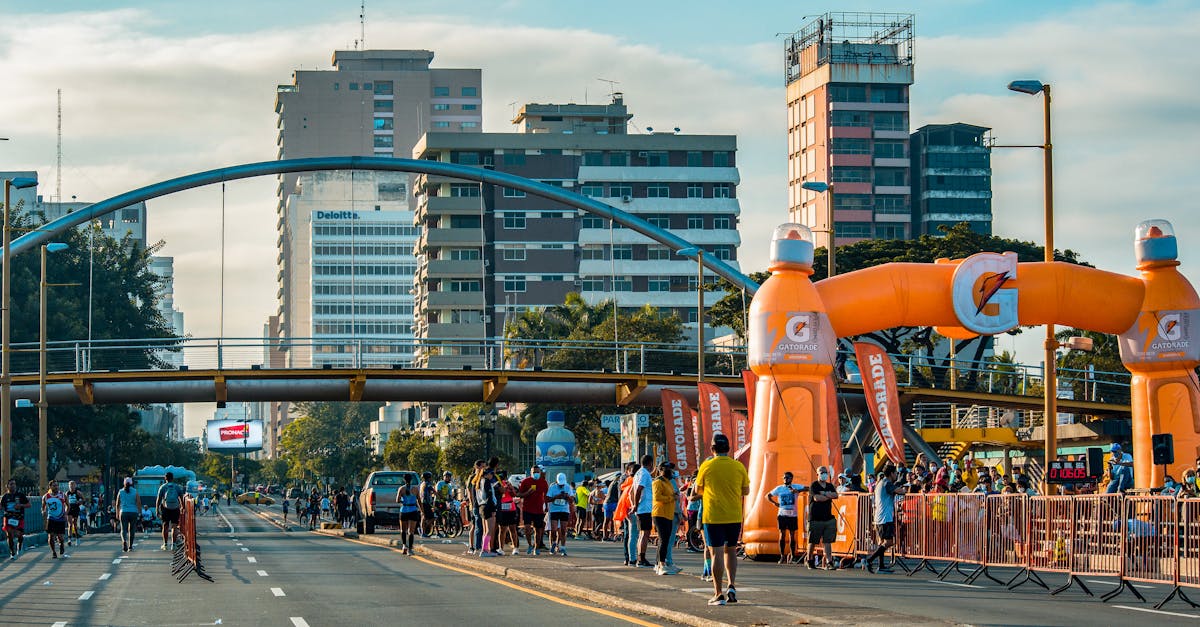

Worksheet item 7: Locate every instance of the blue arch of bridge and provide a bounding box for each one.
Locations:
[10,156,758,293]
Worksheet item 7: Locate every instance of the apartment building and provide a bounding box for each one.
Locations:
[910,123,993,236]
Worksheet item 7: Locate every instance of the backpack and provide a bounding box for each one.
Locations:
[161,483,182,509]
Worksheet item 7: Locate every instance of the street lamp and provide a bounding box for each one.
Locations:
[1005,79,1056,492]
[801,181,835,277]
[2,175,38,486]
[676,246,705,381]
[39,242,70,489]
[478,409,498,458]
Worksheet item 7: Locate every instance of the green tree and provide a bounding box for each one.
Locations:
[279,401,380,488]
[1055,328,1129,405]
[407,442,442,474]
[383,430,434,470]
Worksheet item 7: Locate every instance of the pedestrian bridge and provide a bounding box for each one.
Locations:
[7,337,1131,415]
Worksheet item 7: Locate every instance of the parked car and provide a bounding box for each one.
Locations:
[236,491,275,505]
[357,470,419,534]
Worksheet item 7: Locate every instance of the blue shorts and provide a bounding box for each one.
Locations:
[604,503,617,518]
[703,522,742,548]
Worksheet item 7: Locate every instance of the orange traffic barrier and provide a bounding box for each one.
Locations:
[171,496,212,583]
[1103,495,1177,603]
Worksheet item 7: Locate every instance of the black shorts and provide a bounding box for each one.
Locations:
[400,511,422,523]
[522,511,546,527]
[549,511,570,522]
[67,505,81,517]
[160,507,180,524]
[636,512,653,532]
[703,522,742,548]
[497,510,519,526]
[421,503,434,518]
[876,522,895,541]
[47,519,66,534]
[777,515,798,531]
[808,517,836,543]
[575,506,587,519]
[592,506,604,521]
[479,505,496,520]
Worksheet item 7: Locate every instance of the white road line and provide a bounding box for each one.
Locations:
[256,570,268,577]
[219,509,235,534]
[1086,579,1155,590]
[290,618,310,627]
[928,580,983,589]
[98,573,111,581]
[78,591,94,601]
[52,622,67,627]
[111,559,121,564]
[1114,604,1200,618]
[240,547,249,552]
[271,587,286,597]
[247,556,257,563]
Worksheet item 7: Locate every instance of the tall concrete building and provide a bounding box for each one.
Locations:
[910,123,993,236]
[784,13,915,248]
[412,95,741,371]
[149,256,186,439]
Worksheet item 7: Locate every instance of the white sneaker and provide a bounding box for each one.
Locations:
[160,543,167,551]
[654,565,665,575]
[511,548,519,556]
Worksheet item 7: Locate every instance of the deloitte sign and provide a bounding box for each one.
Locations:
[315,211,360,220]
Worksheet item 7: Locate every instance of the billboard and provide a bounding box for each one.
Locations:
[206,420,264,453]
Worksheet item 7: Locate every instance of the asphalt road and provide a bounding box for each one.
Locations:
[0,504,655,626]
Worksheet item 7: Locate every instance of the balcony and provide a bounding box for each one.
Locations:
[421,227,483,247]
[424,291,485,307]
[423,321,486,339]
[576,166,740,185]
[424,259,486,278]
[577,228,741,247]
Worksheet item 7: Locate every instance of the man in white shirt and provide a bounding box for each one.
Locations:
[765,471,805,563]
[632,453,655,567]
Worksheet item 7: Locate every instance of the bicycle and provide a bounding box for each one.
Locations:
[432,502,463,538]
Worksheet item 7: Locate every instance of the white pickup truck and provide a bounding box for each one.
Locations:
[357,470,419,534]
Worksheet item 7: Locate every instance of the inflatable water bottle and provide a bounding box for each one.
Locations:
[535,411,577,482]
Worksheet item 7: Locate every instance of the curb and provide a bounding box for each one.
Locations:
[315,529,737,627]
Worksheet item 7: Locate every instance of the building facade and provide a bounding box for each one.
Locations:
[412,96,741,370]
[910,123,993,236]
[785,13,915,248]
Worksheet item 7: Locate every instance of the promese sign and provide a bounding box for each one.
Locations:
[206,419,264,452]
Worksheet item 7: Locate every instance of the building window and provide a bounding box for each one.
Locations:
[333,82,339,90]
[449,215,481,228]
[647,215,670,228]
[870,85,907,103]
[609,184,632,198]
[449,248,481,261]
[503,277,526,292]
[581,215,605,229]
[612,245,632,260]
[373,100,393,112]
[713,152,730,167]
[873,112,907,132]
[462,104,478,111]
[452,151,480,165]
[581,246,607,260]
[580,184,604,198]
[449,184,481,197]
[373,117,394,130]
[613,276,633,291]
[461,121,479,129]
[831,168,871,183]
[712,245,733,261]
[648,276,670,292]
[832,138,870,154]
[432,121,450,128]
[831,110,868,127]
[503,152,526,166]
[349,82,359,91]
[501,247,526,261]
[448,280,482,292]
[647,246,670,261]
[713,183,732,198]
[502,213,526,229]
[834,194,872,210]
[687,151,703,167]
[874,141,906,159]
[876,224,906,239]
[462,87,478,97]
[373,135,394,148]
[433,103,451,111]
[373,81,392,95]
[433,86,450,96]
[829,85,867,102]
[647,184,669,198]
[836,222,873,238]
[687,216,703,229]
[121,208,140,223]
[609,152,629,166]
[502,187,526,198]
[714,217,731,230]
[540,275,563,282]
[581,278,604,291]
[874,168,908,187]
[686,184,703,198]
[583,152,604,166]
[645,151,669,167]
[875,196,908,214]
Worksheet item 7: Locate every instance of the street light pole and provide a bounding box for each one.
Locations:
[39,242,70,490]
[2,176,38,486]
[800,181,835,277]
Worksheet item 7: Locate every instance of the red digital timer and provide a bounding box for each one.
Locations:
[1046,461,1096,484]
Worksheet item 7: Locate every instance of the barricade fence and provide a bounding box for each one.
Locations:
[171,496,212,583]
[786,492,1200,610]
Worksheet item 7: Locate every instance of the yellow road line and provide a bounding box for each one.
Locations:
[340,536,660,626]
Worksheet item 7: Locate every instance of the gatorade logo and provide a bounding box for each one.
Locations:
[669,399,689,471]
[951,252,1019,335]
[1161,313,1183,341]
[785,315,813,343]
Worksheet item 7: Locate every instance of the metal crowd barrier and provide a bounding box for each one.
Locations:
[171,496,212,583]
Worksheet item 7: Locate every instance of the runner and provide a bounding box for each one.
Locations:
[862,465,907,573]
[496,471,520,554]
[804,466,839,570]
[573,480,591,539]
[694,433,749,606]
[476,467,501,557]
[65,480,85,546]
[307,489,321,529]
[396,475,420,555]
[766,471,803,564]
[115,477,141,552]
[517,465,548,555]
[546,473,573,556]
[43,482,68,558]
[589,480,607,540]
[157,471,186,551]
[282,496,291,523]
[2,480,30,560]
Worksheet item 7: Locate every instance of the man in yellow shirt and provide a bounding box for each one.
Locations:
[694,433,749,606]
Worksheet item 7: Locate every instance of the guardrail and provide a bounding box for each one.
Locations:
[7,336,1132,402]
[172,496,211,583]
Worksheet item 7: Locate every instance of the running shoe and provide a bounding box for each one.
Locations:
[160,543,168,551]
[559,549,567,557]
[636,559,653,568]
[511,547,519,556]
[526,545,534,555]
[726,587,738,604]
[654,565,665,575]
[707,595,726,606]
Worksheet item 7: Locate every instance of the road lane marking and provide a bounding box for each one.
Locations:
[271,587,285,597]
[256,570,268,577]
[1086,579,1155,590]
[98,573,111,580]
[247,556,257,563]
[290,619,310,627]
[1114,605,1200,618]
[78,591,94,601]
[52,622,67,627]
[929,580,983,589]
[111,559,121,564]
[340,536,659,627]
[240,547,249,552]
[219,509,235,534]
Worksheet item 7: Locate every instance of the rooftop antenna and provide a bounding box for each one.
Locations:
[56,88,62,203]
[509,101,517,124]
[359,1,366,49]
[597,78,619,100]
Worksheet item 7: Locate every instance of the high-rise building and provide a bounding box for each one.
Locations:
[910,123,993,236]
[149,256,186,439]
[784,13,915,248]
[411,95,741,370]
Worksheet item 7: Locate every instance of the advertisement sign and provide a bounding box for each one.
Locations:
[619,413,640,464]
[1118,309,1200,364]
[690,410,701,465]
[601,413,648,434]
[697,382,730,449]
[535,439,576,470]
[852,342,905,464]
[659,390,698,474]
[206,419,264,453]
[749,310,837,367]
[732,411,750,452]
[950,252,1019,335]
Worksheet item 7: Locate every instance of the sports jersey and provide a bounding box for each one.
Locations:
[694,454,749,525]
[1,492,28,520]
[546,483,573,514]
[44,493,67,522]
[770,484,799,517]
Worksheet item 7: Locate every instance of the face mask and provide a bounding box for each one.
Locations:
[818,474,829,481]
[532,473,540,480]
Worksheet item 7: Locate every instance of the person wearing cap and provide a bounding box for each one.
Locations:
[694,433,749,606]
[1107,442,1134,493]
[114,477,142,552]
[1,480,30,559]
[804,467,839,570]
[863,465,907,573]
[836,473,851,494]
[766,471,805,564]
[546,473,574,556]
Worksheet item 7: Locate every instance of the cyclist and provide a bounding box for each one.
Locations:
[43,482,68,558]
[418,472,436,537]
[65,480,85,546]
[157,471,186,551]
[2,480,30,560]
[436,471,454,502]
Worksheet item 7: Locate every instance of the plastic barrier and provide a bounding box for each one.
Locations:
[1066,495,1123,591]
[171,496,212,582]
[1167,499,1200,609]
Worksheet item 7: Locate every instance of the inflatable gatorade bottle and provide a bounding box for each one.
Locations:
[1118,220,1200,487]
[742,224,842,558]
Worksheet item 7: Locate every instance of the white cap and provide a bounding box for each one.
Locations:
[123,477,133,486]
[556,473,568,485]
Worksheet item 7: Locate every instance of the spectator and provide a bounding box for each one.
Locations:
[613,463,637,565]
[684,478,703,554]
[862,465,906,573]
[973,474,997,495]
[848,474,868,493]
[694,433,749,607]
[765,471,803,564]
[632,453,656,568]
[1182,470,1199,498]
[573,480,591,539]
[1107,443,1134,493]
[476,467,501,557]
[652,462,680,575]
[836,473,852,494]
[589,480,607,540]
[466,459,485,555]
[1160,475,1181,497]
[804,466,838,570]
[602,478,619,541]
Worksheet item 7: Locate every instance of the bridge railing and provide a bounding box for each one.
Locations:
[8,336,1131,403]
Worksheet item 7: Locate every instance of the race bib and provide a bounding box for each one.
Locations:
[501,502,515,511]
[779,506,797,516]
[5,518,17,527]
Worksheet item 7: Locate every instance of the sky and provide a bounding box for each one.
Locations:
[0,0,1196,437]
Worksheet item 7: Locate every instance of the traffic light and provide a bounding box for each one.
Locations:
[1152,433,1175,465]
